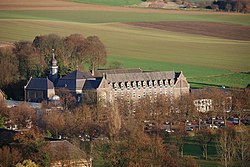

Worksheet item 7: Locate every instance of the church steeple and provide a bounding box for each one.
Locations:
[49,49,58,84]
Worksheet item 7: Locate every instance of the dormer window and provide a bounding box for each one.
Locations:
[148,80,152,88]
[132,81,136,89]
[143,81,147,88]
[126,82,131,89]
[137,81,141,89]
[120,82,125,90]
[170,79,174,87]
[153,80,158,87]
[159,80,163,87]
[114,82,119,89]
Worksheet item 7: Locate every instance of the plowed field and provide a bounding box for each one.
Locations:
[0,0,243,15]
[127,21,250,41]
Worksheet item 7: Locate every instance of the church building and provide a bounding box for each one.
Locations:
[24,52,190,104]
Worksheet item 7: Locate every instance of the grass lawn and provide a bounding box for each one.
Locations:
[196,159,222,167]
[188,73,250,88]
[67,0,142,6]
[108,56,231,77]
[184,143,217,157]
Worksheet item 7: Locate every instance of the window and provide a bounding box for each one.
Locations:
[154,80,158,88]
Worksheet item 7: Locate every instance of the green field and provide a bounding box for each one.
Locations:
[67,0,142,6]
[196,159,222,167]
[188,73,250,88]
[0,10,250,25]
[0,9,249,88]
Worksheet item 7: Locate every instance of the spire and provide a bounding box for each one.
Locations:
[49,49,58,84]
[51,49,57,66]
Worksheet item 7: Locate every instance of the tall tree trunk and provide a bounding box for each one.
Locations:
[198,116,201,130]
[180,145,184,158]
[223,113,227,126]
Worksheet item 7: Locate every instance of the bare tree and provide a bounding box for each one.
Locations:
[217,127,236,167]
[33,34,64,63]
[56,88,77,110]
[84,36,107,72]
[0,47,19,87]
[63,33,87,70]
[175,94,196,130]
[196,128,215,160]
[14,41,45,79]
[8,104,36,129]
[0,146,22,167]
[42,110,65,138]
[235,126,250,166]
[231,89,250,126]
[14,128,50,166]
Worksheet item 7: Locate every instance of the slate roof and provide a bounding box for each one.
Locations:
[62,70,92,80]
[56,70,97,91]
[93,68,143,77]
[56,79,86,90]
[83,79,102,90]
[106,71,180,82]
[25,78,54,90]
[0,128,18,147]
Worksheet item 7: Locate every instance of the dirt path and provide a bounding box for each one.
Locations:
[0,0,245,15]
[127,21,250,41]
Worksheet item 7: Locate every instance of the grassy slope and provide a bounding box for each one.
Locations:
[0,10,249,88]
[0,20,248,72]
[67,0,142,6]
[0,11,250,25]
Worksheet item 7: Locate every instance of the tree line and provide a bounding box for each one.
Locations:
[0,88,249,166]
[0,34,107,89]
[145,0,250,13]
[211,0,250,12]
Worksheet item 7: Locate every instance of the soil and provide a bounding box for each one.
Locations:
[0,0,243,15]
[126,21,250,41]
[0,1,248,40]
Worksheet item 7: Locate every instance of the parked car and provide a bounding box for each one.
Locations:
[209,124,218,129]
[165,129,174,133]
[241,119,250,125]
[227,123,235,127]
[233,118,239,125]
[186,127,193,131]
